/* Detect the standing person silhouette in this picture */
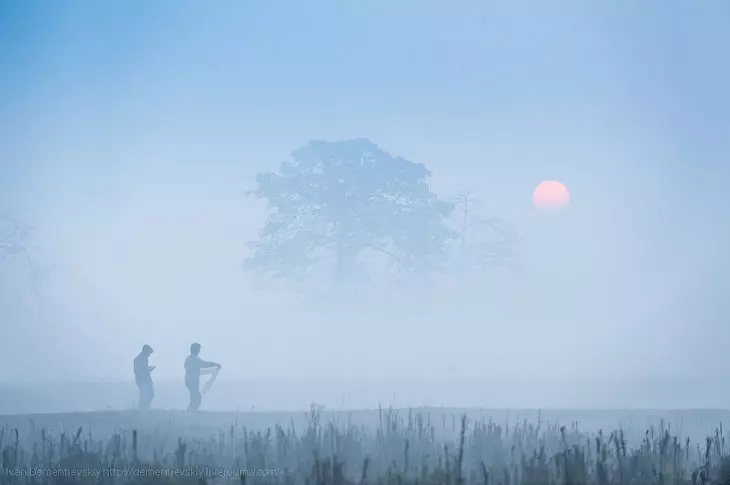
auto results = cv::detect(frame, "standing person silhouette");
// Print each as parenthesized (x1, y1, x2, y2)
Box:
(133, 345, 155, 410)
(184, 343, 221, 411)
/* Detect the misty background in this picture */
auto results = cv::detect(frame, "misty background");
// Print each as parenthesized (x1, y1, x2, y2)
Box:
(1, 0, 729, 409)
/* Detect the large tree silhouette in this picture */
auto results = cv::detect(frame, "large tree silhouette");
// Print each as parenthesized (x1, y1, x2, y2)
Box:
(246, 139, 457, 288)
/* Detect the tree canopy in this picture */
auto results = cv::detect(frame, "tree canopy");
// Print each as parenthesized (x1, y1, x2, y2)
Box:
(246, 139, 457, 289)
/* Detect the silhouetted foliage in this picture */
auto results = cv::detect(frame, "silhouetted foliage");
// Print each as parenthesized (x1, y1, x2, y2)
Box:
(0, 409, 727, 484)
(246, 139, 457, 289)
(0, 216, 31, 257)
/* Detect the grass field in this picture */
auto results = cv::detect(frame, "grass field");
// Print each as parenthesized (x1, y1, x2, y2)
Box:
(2, 407, 730, 484)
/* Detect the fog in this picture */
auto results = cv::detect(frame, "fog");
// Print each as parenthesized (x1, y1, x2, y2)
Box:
(1, 0, 729, 409)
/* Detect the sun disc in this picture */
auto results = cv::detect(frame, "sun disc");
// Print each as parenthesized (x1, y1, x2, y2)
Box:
(533, 180, 569, 211)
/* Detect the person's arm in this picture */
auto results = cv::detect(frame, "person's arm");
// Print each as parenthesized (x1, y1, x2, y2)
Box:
(200, 360, 221, 369)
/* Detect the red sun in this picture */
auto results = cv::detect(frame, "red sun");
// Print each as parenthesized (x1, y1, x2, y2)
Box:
(533, 180, 570, 211)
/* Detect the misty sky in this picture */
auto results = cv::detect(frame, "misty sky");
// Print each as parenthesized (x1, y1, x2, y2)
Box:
(1, 0, 728, 388)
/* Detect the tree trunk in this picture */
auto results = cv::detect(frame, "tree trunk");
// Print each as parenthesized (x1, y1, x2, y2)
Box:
(332, 239, 358, 288)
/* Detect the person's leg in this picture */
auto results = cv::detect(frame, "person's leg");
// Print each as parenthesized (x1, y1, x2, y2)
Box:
(187, 382, 201, 411)
(144, 383, 154, 409)
(137, 384, 145, 410)
(191, 388, 201, 411)
(139, 382, 153, 410)
(186, 383, 194, 410)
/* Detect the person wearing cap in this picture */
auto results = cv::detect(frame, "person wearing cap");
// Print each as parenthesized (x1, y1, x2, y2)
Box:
(184, 343, 221, 411)
(133, 344, 156, 410)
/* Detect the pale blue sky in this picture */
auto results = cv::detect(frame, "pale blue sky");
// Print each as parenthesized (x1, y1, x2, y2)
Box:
(1, 0, 729, 386)
(2, 0, 728, 204)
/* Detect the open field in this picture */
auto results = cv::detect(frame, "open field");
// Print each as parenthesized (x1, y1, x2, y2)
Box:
(2, 408, 730, 446)
(4, 378, 730, 414)
(3, 381, 730, 483)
